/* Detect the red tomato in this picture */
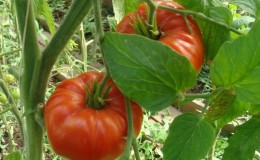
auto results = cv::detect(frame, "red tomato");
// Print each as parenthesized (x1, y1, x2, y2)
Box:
(44, 71, 143, 160)
(116, 1, 204, 72)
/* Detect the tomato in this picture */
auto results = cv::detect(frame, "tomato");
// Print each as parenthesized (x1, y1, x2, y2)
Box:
(116, 1, 204, 72)
(10, 88, 20, 100)
(0, 91, 7, 103)
(44, 71, 143, 160)
(3, 73, 15, 84)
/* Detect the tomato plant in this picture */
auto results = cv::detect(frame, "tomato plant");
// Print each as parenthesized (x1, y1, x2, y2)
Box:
(116, 1, 204, 72)
(2, 0, 260, 160)
(44, 71, 143, 160)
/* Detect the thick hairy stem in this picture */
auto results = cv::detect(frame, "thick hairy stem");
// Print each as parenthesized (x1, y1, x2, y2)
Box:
(14, 0, 43, 159)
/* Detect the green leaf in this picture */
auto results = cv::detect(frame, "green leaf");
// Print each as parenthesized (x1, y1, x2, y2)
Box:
(201, 7, 232, 61)
(102, 32, 197, 112)
(163, 113, 215, 160)
(211, 20, 260, 104)
(222, 117, 260, 160)
(209, 7, 233, 25)
(174, 0, 209, 12)
(205, 89, 250, 127)
(3, 151, 21, 160)
(34, 0, 56, 34)
(174, 0, 224, 12)
(112, 0, 142, 23)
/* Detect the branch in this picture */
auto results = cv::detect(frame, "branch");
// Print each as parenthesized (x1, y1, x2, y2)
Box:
(157, 5, 244, 35)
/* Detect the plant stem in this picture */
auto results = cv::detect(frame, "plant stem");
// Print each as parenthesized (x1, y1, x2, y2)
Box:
(80, 23, 88, 72)
(157, 5, 243, 35)
(92, 0, 109, 71)
(132, 136, 141, 160)
(120, 97, 134, 160)
(0, 48, 21, 57)
(14, 0, 43, 159)
(144, 0, 160, 38)
(208, 129, 221, 160)
(92, 0, 105, 41)
(183, 92, 212, 100)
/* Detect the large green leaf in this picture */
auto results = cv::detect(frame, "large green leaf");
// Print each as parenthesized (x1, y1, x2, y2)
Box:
(163, 113, 215, 160)
(102, 32, 197, 112)
(222, 116, 260, 160)
(211, 20, 260, 104)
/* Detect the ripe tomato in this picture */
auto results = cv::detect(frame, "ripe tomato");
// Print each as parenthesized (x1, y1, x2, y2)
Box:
(116, 1, 204, 72)
(44, 71, 143, 160)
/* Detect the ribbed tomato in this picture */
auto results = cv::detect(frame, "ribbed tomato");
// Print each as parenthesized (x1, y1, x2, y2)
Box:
(44, 71, 143, 160)
(116, 1, 204, 72)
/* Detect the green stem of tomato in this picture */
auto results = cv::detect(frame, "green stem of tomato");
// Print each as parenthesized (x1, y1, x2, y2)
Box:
(92, 0, 105, 41)
(92, 0, 110, 72)
(14, 0, 43, 159)
(132, 136, 141, 160)
(92, 73, 111, 109)
(120, 97, 134, 160)
(14, 0, 93, 159)
(80, 23, 88, 72)
(207, 129, 221, 160)
(157, 5, 243, 35)
(182, 92, 212, 100)
(144, 0, 160, 39)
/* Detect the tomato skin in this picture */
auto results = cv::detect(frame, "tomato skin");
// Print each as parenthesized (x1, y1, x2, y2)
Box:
(116, 1, 204, 72)
(44, 71, 143, 160)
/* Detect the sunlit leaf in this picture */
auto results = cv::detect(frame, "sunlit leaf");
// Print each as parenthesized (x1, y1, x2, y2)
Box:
(211, 20, 260, 104)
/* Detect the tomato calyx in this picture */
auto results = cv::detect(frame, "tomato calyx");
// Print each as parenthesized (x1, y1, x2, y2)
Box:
(132, 15, 161, 40)
(86, 73, 112, 110)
